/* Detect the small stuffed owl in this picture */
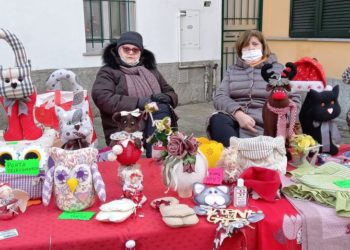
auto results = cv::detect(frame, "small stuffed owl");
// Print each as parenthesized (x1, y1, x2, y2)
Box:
(43, 147, 106, 211)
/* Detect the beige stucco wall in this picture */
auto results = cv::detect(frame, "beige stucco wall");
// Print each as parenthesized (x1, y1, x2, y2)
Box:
(262, 0, 350, 79)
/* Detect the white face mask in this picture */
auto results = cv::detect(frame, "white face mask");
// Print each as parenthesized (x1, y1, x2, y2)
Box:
(241, 49, 263, 63)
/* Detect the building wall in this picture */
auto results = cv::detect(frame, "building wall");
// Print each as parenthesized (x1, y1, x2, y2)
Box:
(262, 0, 350, 79)
(0, 0, 221, 69)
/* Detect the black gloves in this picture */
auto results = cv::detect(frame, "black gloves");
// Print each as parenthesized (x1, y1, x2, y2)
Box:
(137, 97, 152, 110)
(151, 93, 172, 105)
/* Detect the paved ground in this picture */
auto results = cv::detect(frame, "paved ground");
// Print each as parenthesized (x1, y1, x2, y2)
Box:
(94, 101, 350, 148)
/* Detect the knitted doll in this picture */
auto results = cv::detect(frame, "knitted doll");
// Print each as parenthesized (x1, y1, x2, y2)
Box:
(261, 62, 298, 141)
(299, 85, 341, 155)
(0, 28, 42, 141)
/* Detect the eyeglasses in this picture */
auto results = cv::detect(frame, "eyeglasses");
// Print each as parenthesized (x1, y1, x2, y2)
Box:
(121, 46, 141, 54)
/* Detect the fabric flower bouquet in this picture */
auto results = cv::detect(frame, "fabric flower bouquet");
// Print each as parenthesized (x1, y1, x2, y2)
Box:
(289, 134, 321, 165)
(146, 104, 208, 198)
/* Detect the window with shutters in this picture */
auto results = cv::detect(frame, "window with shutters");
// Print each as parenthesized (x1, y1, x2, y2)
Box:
(290, 0, 350, 38)
(83, 0, 136, 52)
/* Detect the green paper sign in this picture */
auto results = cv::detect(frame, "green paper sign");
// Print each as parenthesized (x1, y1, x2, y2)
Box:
(58, 211, 95, 221)
(5, 159, 39, 175)
(333, 179, 350, 188)
(6, 141, 18, 145)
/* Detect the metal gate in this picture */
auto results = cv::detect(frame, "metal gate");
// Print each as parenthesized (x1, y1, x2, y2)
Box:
(221, 0, 263, 79)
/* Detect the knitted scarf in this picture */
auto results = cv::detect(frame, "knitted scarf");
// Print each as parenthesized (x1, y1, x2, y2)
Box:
(120, 66, 161, 98)
(266, 100, 297, 139)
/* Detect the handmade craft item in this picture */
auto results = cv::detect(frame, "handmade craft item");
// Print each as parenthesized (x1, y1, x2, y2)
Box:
(216, 147, 241, 184)
(108, 109, 143, 166)
(299, 85, 341, 155)
(342, 66, 350, 127)
(290, 57, 327, 93)
(289, 134, 321, 165)
(0, 28, 42, 141)
(95, 198, 136, 223)
(36, 69, 96, 144)
(150, 197, 199, 228)
(0, 182, 29, 220)
(197, 137, 224, 169)
(55, 90, 94, 150)
(192, 182, 231, 215)
(121, 168, 146, 205)
(45, 69, 83, 92)
(43, 147, 106, 211)
(224, 136, 287, 175)
(0, 129, 56, 199)
(261, 62, 297, 141)
(239, 167, 281, 201)
(161, 132, 208, 198)
(206, 208, 264, 250)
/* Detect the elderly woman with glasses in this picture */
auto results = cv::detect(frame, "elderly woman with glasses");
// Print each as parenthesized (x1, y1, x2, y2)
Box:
(92, 31, 178, 157)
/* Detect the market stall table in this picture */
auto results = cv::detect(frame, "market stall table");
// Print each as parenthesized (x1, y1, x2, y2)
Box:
(0, 159, 300, 250)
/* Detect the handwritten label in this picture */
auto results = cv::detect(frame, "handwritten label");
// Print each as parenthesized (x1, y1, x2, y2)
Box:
(58, 211, 95, 221)
(203, 168, 223, 185)
(0, 229, 19, 240)
(5, 141, 18, 145)
(5, 159, 39, 176)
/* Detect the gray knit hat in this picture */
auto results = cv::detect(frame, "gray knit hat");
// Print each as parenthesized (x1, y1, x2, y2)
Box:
(117, 31, 143, 51)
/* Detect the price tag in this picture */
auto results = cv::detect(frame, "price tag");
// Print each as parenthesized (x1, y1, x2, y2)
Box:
(203, 168, 223, 185)
(5, 159, 39, 176)
(0, 229, 19, 240)
(58, 211, 95, 221)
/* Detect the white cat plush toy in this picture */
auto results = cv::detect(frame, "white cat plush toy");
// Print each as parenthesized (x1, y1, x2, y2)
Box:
(55, 91, 94, 150)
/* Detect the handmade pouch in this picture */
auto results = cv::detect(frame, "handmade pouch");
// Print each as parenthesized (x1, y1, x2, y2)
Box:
(229, 135, 287, 174)
(0, 129, 56, 199)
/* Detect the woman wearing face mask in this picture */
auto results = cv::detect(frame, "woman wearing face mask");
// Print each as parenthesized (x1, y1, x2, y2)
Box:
(208, 30, 300, 147)
(92, 31, 178, 157)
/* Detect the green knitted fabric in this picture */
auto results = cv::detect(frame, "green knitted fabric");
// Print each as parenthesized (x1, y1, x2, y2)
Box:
(283, 162, 350, 217)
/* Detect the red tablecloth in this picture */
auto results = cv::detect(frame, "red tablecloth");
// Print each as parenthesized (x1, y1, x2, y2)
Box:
(0, 159, 301, 250)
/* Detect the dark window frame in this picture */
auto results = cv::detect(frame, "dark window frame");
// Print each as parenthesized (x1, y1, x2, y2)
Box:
(289, 0, 350, 38)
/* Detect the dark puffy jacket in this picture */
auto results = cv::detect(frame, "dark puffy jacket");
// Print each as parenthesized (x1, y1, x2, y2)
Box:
(92, 42, 178, 145)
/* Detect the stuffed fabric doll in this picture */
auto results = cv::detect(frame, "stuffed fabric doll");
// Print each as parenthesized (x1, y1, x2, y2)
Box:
(299, 85, 341, 155)
(55, 91, 94, 150)
(45, 69, 83, 92)
(0, 28, 42, 141)
(261, 62, 298, 141)
(108, 109, 143, 166)
(42, 147, 106, 211)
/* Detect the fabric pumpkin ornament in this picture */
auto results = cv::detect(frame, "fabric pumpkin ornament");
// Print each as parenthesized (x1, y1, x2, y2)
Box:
(198, 137, 224, 168)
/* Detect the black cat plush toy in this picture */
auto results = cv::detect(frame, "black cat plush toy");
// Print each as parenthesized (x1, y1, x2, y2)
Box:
(299, 85, 341, 155)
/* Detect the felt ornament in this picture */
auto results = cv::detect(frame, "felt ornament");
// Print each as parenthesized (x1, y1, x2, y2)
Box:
(55, 90, 94, 150)
(0, 28, 43, 141)
(261, 62, 298, 141)
(239, 167, 281, 202)
(299, 85, 341, 155)
(197, 137, 224, 168)
(43, 147, 106, 211)
(108, 109, 143, 166)
(290, 57, 327, 93)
